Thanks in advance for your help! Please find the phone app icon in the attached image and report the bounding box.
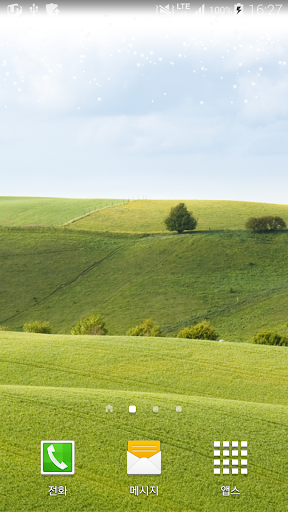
[127,441,161,475]
[41,441,75,475]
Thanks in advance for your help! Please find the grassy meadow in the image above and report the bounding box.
[0,197,126,227]
[0,331,287,512]
[1,197,288,511]
[69,199,288,232]
[1,227,288,341]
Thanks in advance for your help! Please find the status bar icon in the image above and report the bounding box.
[195,4,205,16]
[46,3,59,16]
[234,3,243,15]
[156,4,174,15]
[7,4,22,16]
[29,4,38,14]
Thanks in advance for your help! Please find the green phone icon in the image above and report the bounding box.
[41,441,75,475]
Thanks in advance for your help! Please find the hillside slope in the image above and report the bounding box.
[0,197,126,226]
[70,199,288,232]
[1,228,288,341]
[0,332,287,512]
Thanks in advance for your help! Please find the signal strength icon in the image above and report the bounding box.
[195,4,205,15]
[156,4,174,14]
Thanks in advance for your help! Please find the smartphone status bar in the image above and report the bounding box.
[1,1,287,16]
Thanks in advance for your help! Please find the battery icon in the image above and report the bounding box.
[234,3,244,15]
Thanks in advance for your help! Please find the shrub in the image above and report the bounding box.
[127,318,162,337]
[251,330,288,346]
[71,314,107,335]
[0,325,8,331]
[177,320,218,340]
[23,321,52,334]
[164,202,197,234]
[245,216,286,232]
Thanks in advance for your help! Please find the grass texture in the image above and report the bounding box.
[0,197,126,227]
[70,199,288,232]
[0,332,287,511]
[1,228,288,341]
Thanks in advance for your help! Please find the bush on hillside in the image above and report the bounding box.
[245,216,286,232]
[251,330,288,346]
[23,321,52,334]
[127,318,162,337]
[164,203,197,234]
[0,325,8,331]
[71,314,107,335]
[177,320,218,340]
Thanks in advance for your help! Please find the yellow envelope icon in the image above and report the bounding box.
[127,441,161,475]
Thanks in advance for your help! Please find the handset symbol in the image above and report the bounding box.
[47,444,68,470]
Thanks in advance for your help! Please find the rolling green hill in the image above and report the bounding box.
[0,197,126,227]
[1,227,288,341]
[2,197,288,233]
[68,199,288,232]
[0,331,287,512]
[1,198,288,511]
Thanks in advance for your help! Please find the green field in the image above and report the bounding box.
[2,197,288,234]
[0,197,126,227]
[1,227,288,341]
[1,197,288,511]
[69,199,288,232]
[0,331,287,512]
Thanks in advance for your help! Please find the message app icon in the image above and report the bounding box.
[41,441,75,475]
[127,441,161,475]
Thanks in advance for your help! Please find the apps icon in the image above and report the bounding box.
[41,441,75,475]
[213,440,248,475]
[127,441,161,475]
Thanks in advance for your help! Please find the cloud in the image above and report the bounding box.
[75,112,230,155]
[1,14,288,200]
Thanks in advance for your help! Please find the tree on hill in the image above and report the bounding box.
[177,320,218,340]
[245,216,286,232]
[164,203,197,234]
[71,314,107,335]
[126,318,162,337]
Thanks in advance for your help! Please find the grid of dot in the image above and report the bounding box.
[213,441,248,474]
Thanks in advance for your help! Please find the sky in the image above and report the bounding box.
[1,8,288,202]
